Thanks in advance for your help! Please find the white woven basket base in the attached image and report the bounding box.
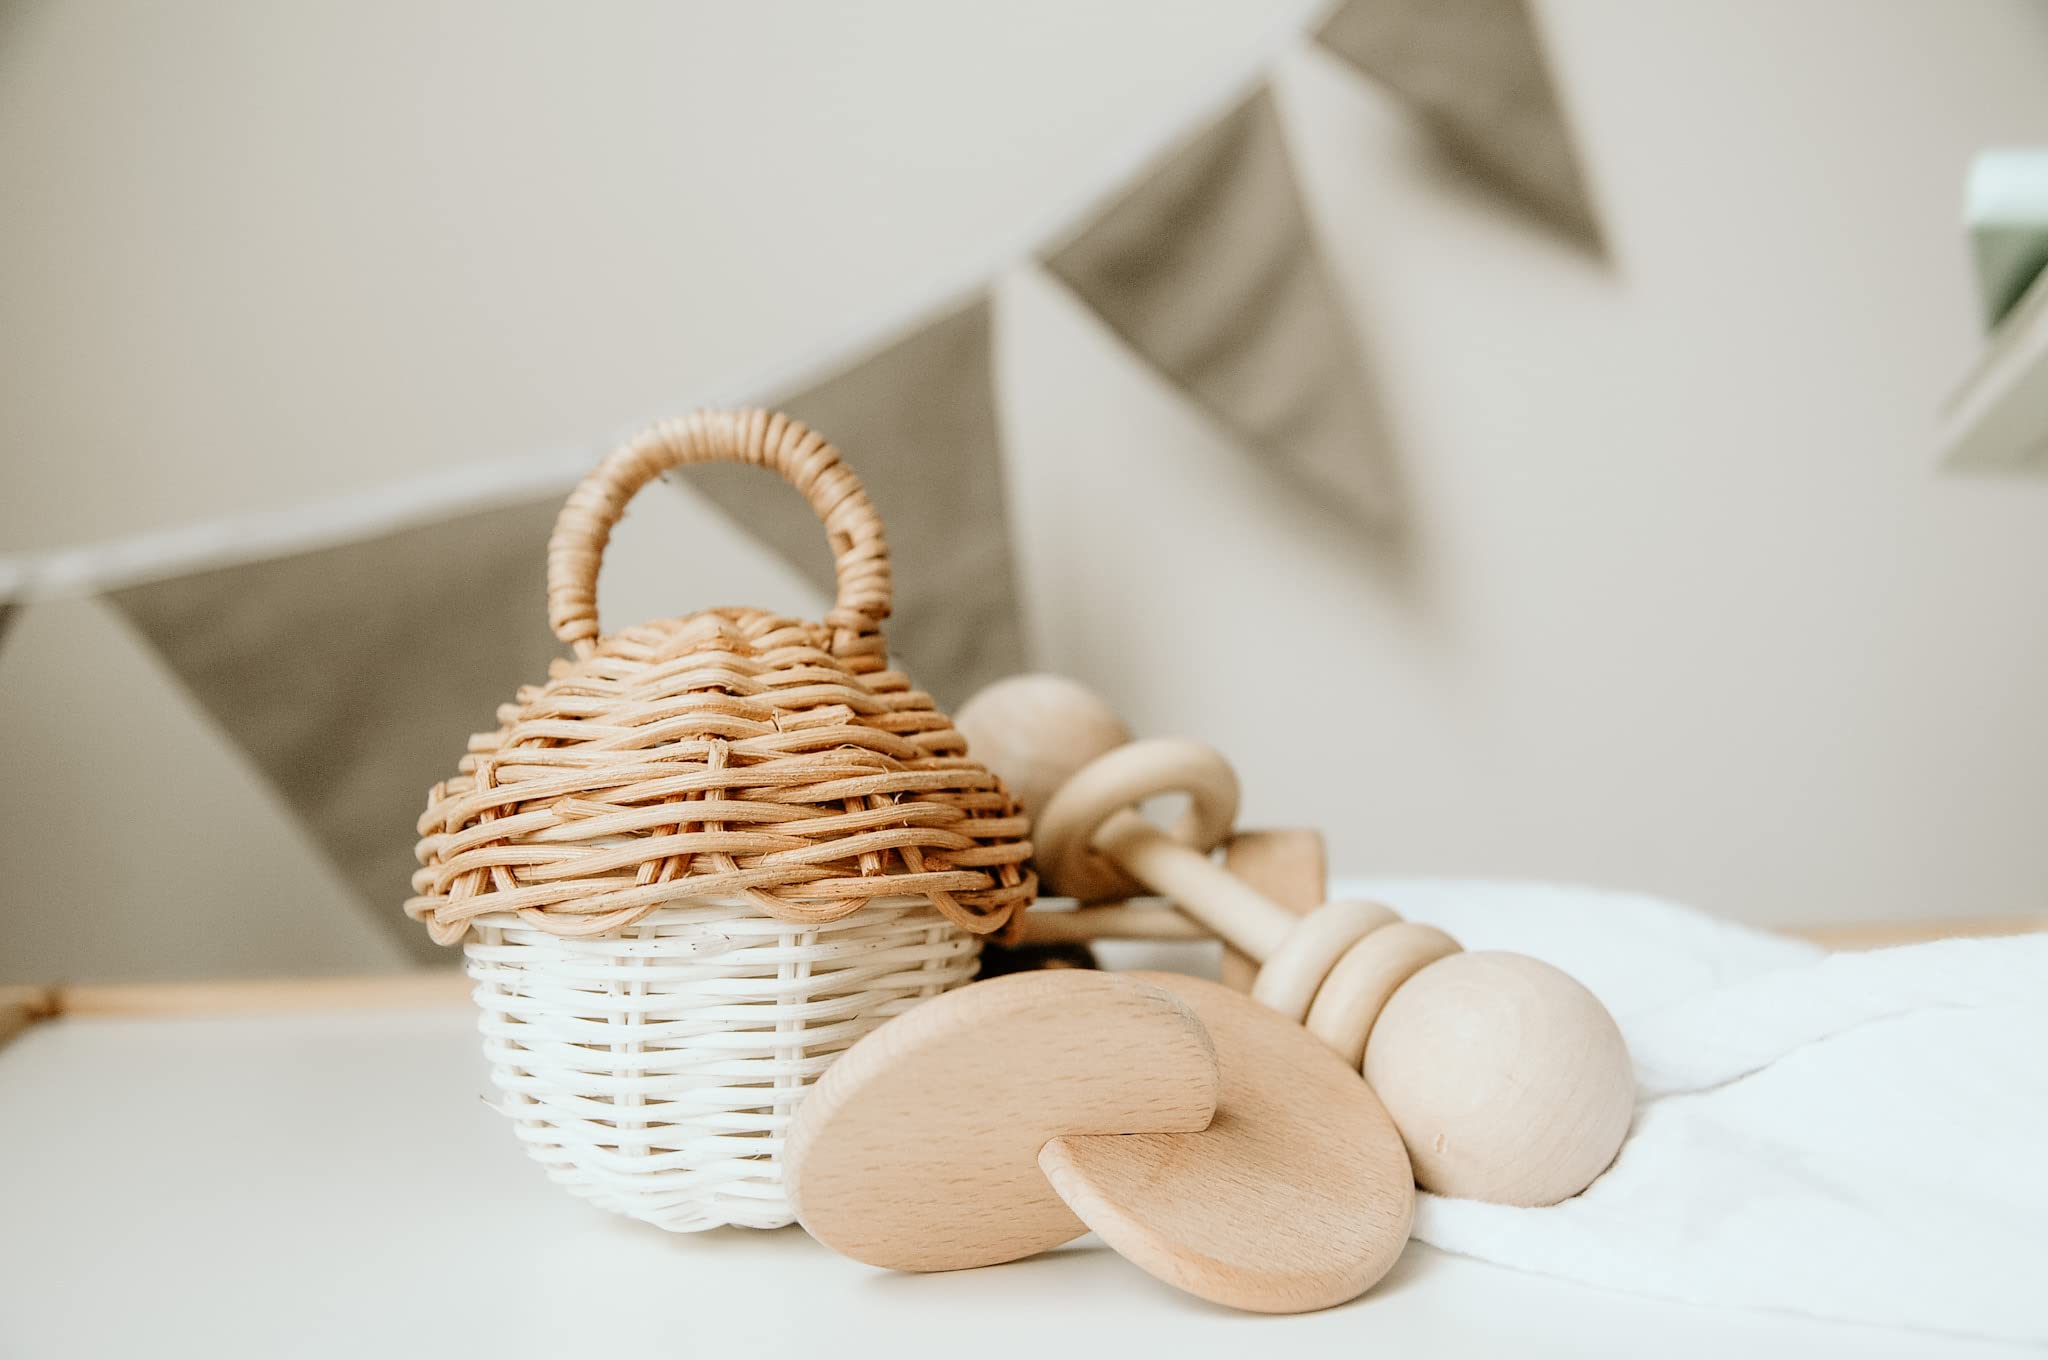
[466,896,979,1231]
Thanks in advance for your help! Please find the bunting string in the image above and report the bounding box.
[0,0,1599,957]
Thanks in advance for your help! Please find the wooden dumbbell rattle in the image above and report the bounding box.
[955,674,1635,1209]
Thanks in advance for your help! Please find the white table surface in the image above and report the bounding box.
[0,1001,2027,1359]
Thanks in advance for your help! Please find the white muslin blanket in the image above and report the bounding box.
[1330,879,2048,1343]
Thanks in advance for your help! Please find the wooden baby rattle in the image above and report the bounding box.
[956,674,1635,1209]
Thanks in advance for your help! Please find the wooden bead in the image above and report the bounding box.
[1250,900,1398,1022]
[955,674,1130,821]
[1362,951,1634,1207]
[1302,922,1461,1068]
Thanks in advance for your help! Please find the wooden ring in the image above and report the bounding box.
[1249,900,1400,1023]
[1304,923,1462,1068]
[1033,739,1239,902]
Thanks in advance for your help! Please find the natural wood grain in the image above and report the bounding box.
[785,970,1219,1273]
[1221,828,1327,990]
[1035,739,1241,903]
[1304,922,1461,1067]
[953,673,1130,822]
[1363,952,1634,1208]
[1092,806,1299,959]
[1249,899,1397,1021]
[1006,714,1633,1205]
[1005,902,1212,945]
[1041,972,1415,1314]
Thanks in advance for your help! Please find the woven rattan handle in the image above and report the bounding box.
[547,409,892,663]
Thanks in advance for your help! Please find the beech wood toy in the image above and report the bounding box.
[986,826,1326,977]
[787,967,1415,1313]
[954,674,1634,1208]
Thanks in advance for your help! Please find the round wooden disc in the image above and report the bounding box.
[1039,972,1416,1314]
[785,971,1220,1273]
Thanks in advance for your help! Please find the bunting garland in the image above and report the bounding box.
[108,496,568,964]
[1316,0,1603,250]
[1,0,1602,962]
[1045,86,1397,525]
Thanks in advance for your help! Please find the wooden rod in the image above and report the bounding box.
[1093,809,1299,961]
[1008,904,1213,946]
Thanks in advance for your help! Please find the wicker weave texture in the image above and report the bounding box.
[468,898,976,1231]
[407,411,1034,945]
[407,409,1034,1232]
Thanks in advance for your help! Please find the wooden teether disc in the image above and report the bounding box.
[1039,972,1416,1314]
[786,970,1220,1273]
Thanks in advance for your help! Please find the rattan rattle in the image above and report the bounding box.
[956,674,1634,1208]
[405,410,1034,1233]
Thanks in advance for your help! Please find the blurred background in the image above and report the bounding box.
[4,0,2047,983]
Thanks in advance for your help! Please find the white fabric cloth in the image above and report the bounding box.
[1332,879,2048,1343]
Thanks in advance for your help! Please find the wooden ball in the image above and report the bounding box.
[1362,951,1633,1207]
[955,674,1130,819]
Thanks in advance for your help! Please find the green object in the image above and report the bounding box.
[1968,149,2048,328]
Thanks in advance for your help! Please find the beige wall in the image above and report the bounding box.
[5,0,2048,981]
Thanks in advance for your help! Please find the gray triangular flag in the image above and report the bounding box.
[1044,87,1397,526]
[684,292,1028,705]
[110,496,567,964]
[1317,0,1602,250]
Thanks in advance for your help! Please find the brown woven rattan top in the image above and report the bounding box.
[405,410,1034,944]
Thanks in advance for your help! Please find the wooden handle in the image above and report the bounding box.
[546,409,892,661]
[1092,810,1301,962]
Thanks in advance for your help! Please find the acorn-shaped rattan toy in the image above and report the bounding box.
[406,409,1035,1232]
